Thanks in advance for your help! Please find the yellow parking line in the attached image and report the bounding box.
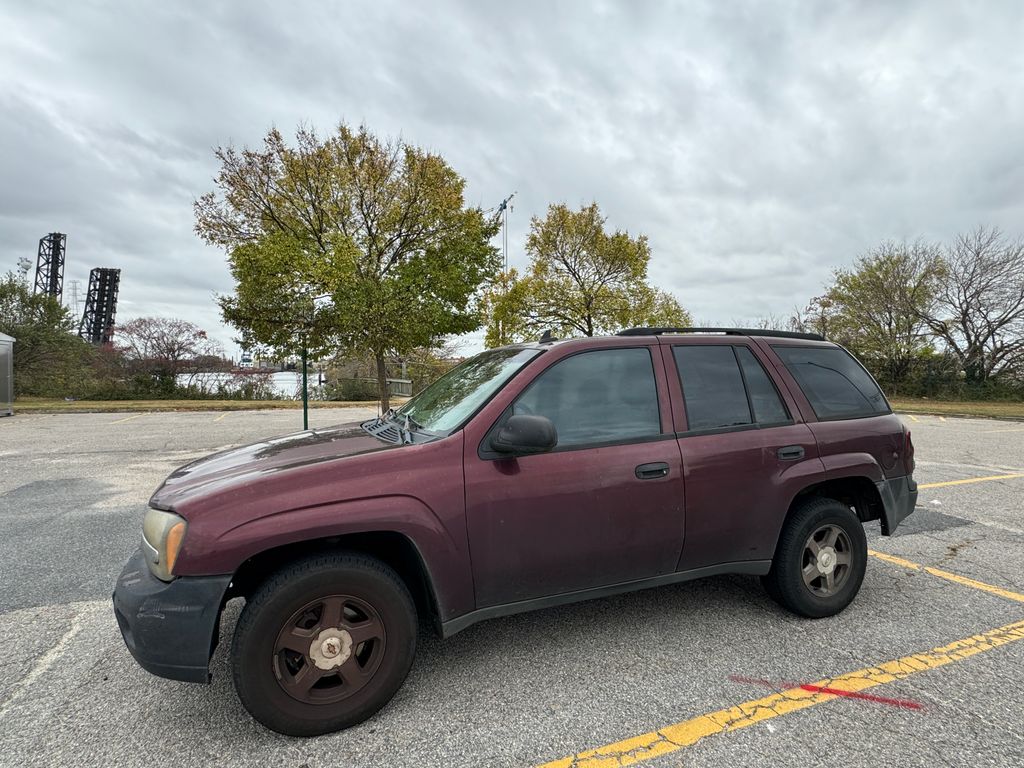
[536,618,1024,768]
[109,413,145,424]
[924,567,1024,604]
[214,413,228,422]
[907,414,920,422]
[866,550,922,571]
[918,473,1024,490]
[939,416,947,422]
[868,550,1024,603]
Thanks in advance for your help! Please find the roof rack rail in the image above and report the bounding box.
[615,326,826,342]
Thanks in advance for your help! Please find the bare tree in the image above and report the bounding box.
[116,317,225,386]
[741,313,804,332]
[921,227,1024,382]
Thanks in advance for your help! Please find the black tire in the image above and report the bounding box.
[763,497,867,618]
[231,552,417,736]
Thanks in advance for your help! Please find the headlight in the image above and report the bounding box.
[142,508,188,581]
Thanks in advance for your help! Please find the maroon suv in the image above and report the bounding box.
[113,327,917,736]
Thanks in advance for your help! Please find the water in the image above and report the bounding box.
[175,371,318,399]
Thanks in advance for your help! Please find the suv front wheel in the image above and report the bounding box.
[231,552,417,736]
[763,497,867,618]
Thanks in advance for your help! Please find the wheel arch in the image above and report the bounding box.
[771,475,884,558]
[228,531,444,634]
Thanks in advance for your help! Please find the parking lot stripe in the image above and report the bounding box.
[867,550,922,570]
[918,473,1024,490]
[214,413,228,422]
[728,675,922,709]
[868,550,1024,603]
[907,414,920,422]
[109,413,146,424]
[535,618,1024,768]
[923,566,1024,603]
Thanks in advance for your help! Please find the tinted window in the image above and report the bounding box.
[773,345,889,420]
[513,348,660,447]
[673,346,751,430]
[736,347,790,425]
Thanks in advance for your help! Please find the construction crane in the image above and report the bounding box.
[495,192,516,272]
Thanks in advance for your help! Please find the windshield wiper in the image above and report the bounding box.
[394,414,426,444]
[380,409,422,444]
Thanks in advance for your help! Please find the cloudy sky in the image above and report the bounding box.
[3,0,1024,356]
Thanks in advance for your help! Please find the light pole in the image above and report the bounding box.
[301,332,309,430]
[298,293,331,431]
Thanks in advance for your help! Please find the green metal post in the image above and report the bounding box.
[301,336,309,431]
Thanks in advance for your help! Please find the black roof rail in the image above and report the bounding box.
[615,326,826,342]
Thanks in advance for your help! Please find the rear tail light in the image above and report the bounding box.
[903,429,915,474]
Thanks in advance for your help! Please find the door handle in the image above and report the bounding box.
[777,445,805,461]
[635,462,670,480]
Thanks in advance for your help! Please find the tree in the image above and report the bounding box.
[195,123,500,410]
[484,203,690,343]
[920,226,1024,383]
[820,241,945,393]
[480,268,526,348]
[116,316,225,390]
[0,272,94,397]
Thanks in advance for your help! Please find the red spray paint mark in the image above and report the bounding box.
[728,674,922,711]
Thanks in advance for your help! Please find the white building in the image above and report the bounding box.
[0,332,14,416]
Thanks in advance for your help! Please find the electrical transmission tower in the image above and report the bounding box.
[79,268,121,345]
[34,232,67,302]
[17,257,32,283]
[68,279,82,318]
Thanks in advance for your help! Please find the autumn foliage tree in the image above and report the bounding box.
[194,123,500,410]
[794,227,1024,397]
[116,316,225,390]
[484,203,689,345]
[0,271,93,397]
[813,241,945,393]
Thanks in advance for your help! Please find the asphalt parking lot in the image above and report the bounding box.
[1,409,1023,767]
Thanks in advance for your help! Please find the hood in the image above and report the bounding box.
[150,421,400,511]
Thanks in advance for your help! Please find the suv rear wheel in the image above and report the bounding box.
[232,552,417,736]
[762,497,867,618]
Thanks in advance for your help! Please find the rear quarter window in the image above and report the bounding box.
[772,345,890,420]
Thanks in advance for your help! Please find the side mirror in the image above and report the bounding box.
[490,414,557,456]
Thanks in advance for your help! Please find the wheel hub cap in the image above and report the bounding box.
[309,628,353,670]
[816,546,837,575]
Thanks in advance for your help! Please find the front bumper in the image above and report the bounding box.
[877,474,918,535]
[112,548,232,684]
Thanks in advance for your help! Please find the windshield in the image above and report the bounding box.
[395,347,541,434]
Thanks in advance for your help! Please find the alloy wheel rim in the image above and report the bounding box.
[272,594,386,704]
[801,524,853,597]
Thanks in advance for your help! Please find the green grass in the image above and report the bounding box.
[11,397,383,413]
[890,398,1024,420]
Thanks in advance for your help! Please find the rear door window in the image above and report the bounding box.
[673,345,790,431]
[512,347,661,447]
[772,345,889,420]
[673,346,750,430]
[735,347,790,425]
